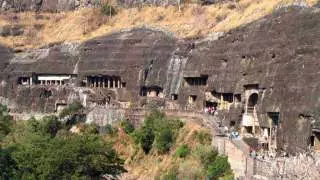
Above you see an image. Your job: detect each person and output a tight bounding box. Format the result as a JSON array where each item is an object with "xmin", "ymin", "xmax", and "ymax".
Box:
[{"xmin": 204, "ymin": 107, "xmax": 208, "ymax": 113}]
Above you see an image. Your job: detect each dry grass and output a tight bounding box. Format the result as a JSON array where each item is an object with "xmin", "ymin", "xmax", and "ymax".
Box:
[
  {"xmin": 111, "ymin": 122, "xmax": 209, "ymax": 179},
  {"xmin": 0, "ymin": 0, "xmax": 318, "ymax": 50}
]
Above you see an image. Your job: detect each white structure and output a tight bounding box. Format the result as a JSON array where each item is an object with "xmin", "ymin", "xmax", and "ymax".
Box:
[{"xmin": 38, "ymin": 75, "xmax": 72, "ymax": 85}]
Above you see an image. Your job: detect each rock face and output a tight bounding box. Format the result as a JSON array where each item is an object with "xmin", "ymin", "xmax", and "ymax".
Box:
[
  {"xmin": 0, "ymin": 7, "xmax": 319, "ymax": 153},
  {"xmin": 0, "ymin": 0, "xmax": 100, "ymax": 12}
]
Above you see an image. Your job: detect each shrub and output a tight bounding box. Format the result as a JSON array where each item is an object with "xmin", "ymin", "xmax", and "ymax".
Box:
[
  {"xmin": 0, "ymin": 104, "xmax": 13, "ymax": 140},
  {"xmin": 83, "ymin": 124, "xmax": 99, "ymax": 135},
  {"xmin": 101, "ymin": 4, "xmax": 117, "ymax": 16},
  {"xmin": 160, "ymin": 167, "xmax": 178, "ymax": 180},
  {"xmin": 132, "ymin": 127, "xmax": 155, "ymax": 154},
  {"xmin": 133, "ymin": 110, "xmax": 183, "ymax": 154},
  {"xmin": 41, "ymin": 116, "xmax": 62, "ymax": 137},
  {"xmin": 120, "ymin": 119, "xmax": 135, "ymax": 134},
  {"xmin": 194, "ymin": 145, "xmax": 218, "ymax": 169},
  {"xmin": 59, "ymin": 102, "xmax": 83, "ymax": 119},
  {"xmin": 175, "ymin": 144, "xmax": 190, "ymax": 158},
  {"xmin": 206, "ymin": 155, "xmax": 231, "ymax": 179},
  {"xmin": 195, "ymin": 130, "xmax": 212, "ymax": 145},
  {"xmin": 155, "ymin": 128, "xmax": 173, "ymax": 154}
]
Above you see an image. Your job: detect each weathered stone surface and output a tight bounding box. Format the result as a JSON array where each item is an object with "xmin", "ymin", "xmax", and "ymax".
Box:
[
  {"xmin": 0, "ymin": 25, "xmax": 24, "ymax": 37},
  {"xmin": 0, "ymin": 0, "xmax": 99, "ymax": 12},
  {"xmin": 183, "ymin": 7, "xmax": 320, "ymax": 152},
  {"xmin": 0, "ymin": 7, "xmax": 319, "ymax": 153}
]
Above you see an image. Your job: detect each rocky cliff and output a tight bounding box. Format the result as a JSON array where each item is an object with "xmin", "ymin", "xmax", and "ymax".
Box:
[
  {"xmin": 0, "ymin": 0, "xmax": 100, "ymax": 12},
  {"xmin": 0, "ymin": 6, "xmax": 319, "ymax": 153}
]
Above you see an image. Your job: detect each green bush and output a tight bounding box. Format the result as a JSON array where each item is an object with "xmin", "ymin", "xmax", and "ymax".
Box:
[
  {"xmin": 25, "ymin": 116, "xmax": 62, "ymax": 137},
  {"xmin": 194, "ymin": 145, "xmax": 218, "ymax": 169},
  {"xmin": 101, "ymin": 4, "xmax": 117, "ymax": 16},
  {"xmin": 41, "ymin": 116, "xmax": 62, "ymax": 137},
  {"xmin": 155, "ymin": 128, "xmax": 173, "ymax": 154},
  {"xmin": 0, "ymin": 104, "xmax": 13, "ymax": 140},
  {"xmin": 206, "ymin": 155, "xmax": 231, "ymax": 179},
  {"xmin": 83, "ymin": 124, "xmax": 99, "ymax": 135},
  {"xmin": 120, "ymin": 119, "xmax": 135, "ymax": 134},
  {"xmin": 133, "ymin": 110, "xmax": 183, "ymax": 154},
  {"xmin": 132, "ymin": 127, "xmax": 155, "ymax": 154},
  {"xmin": 175, "ymin": 144, "xmax": 190, "ymax": 158}
]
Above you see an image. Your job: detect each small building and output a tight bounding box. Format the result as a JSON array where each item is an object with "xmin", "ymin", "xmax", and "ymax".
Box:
[{"xmin": 37, "ymin": 74, "xmax": 74, "ymax": 86}]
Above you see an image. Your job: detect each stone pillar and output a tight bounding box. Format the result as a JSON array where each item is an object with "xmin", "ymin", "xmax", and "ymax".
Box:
[
  {"xmin": 30, "ymin": 77, "xmax": 32, "ymax": 85},
  {"xmin": 98, "ymin": 78, "xmax": 101, "ymax": 88},
  {"xmin": 108, "ymin": 79, "xmax": 111, "ymax": 88},
  {"xmin": 103, "ymin": 79, "xmax": 105, "ymax": 88},
  {"xmin": 113, "ymin": 79, "xmax": 116, "ymax": 88},
  {"xmin": 95, "ymin": 78, "xmax": 98, "ymax": 88},
  {"xmin": 117, "ymin": 79, "xmax": 120, "ymax": 89}
]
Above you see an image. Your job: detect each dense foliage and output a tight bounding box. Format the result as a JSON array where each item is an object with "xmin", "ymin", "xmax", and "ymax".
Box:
[
  {"xmin": 120, "ymin": 119, "xmax": 135, "ymax": 134},
  {"xmin": 207, "ymin": 155, "xmax": 232, "ymax": 179},
  {"xmin": 132, "ymin": 110, "xmax": 184, "ymax": 154},
  {"xmin": 0, "ymin": 104, "xmax": 125, "ymax": 179},
  {"xmin": 0, "ymin": 104, "xmax": 12, "ymax": 141},
  {"xmin": 175, "ymin": 144, "xmax": 190, "ymax": 158}
]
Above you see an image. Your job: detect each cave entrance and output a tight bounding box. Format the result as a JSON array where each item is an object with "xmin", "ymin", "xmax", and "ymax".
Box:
[
  {"xmin": 188, "ymin": 95, "xmax": 197, "ymax": 104},
  {"xmin": 205, "ymin": 101, "xmax": 217, "ymax": 108},
  {"xmin": 18, "ymin": 77, "xmax": 32, "ymax": 85},
  {"xmin": 184, "ymin": 75, "xmax": 208, "ymax": 87},
  {"xmin": 267, "ymin": 112, "xmax": 280, "ymax": 126},
  {"xmin": 171, "ymin": 94, "xmax": 178, "ymax": 100},
  {"xmin": 204, "ymin": 101, "xmax": 217, "ymax": 115},
  {"xmin": 247, "ymin": 93, "xmax": 258, "ymax": 114},
  {"xmin": 310, "ymin": 130, "xmax": 320, "ymax": 151}
]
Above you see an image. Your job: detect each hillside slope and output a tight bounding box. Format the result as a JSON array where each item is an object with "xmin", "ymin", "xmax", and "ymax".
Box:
[{"xmin": 0, "ymin": 0, "xmax": 318, "ymax": 50}]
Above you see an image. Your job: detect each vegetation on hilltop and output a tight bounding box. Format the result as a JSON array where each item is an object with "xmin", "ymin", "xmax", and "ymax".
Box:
[{"xmin": 0, "ymin": 0, "xmax": 318, "ymax": 50}]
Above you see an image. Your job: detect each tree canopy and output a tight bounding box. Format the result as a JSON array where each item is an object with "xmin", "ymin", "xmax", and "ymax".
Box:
[{"xmin": 0, "ymin": 104, "xmax": 125, "ymax": 180}]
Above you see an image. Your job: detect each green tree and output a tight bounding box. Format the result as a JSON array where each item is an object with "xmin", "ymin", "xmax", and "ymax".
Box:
[
  {"xmin": 0, "ymin": 104, "xmax": 13, "ymax": 140},
  {"xmin": 155, "ymin": 128, "xmax": 173, "ymax": 154},
  {"xmin": 133, "ymin": 110, "xmax": 183, "ymax": 154},
  {"xmin": 206, "ymin": 155, "xmax": 231, "ymax": 179},
  {"xmin": 0, "ymin": 147, "xmax": 18, "ymax": 180},
  {"xmin": 133, "ymin": 127, "xmax": 155, "ymax": 154},
  {"xmin": 10, "ymin": 134, "xmax": 125, "ymax": 179}
]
